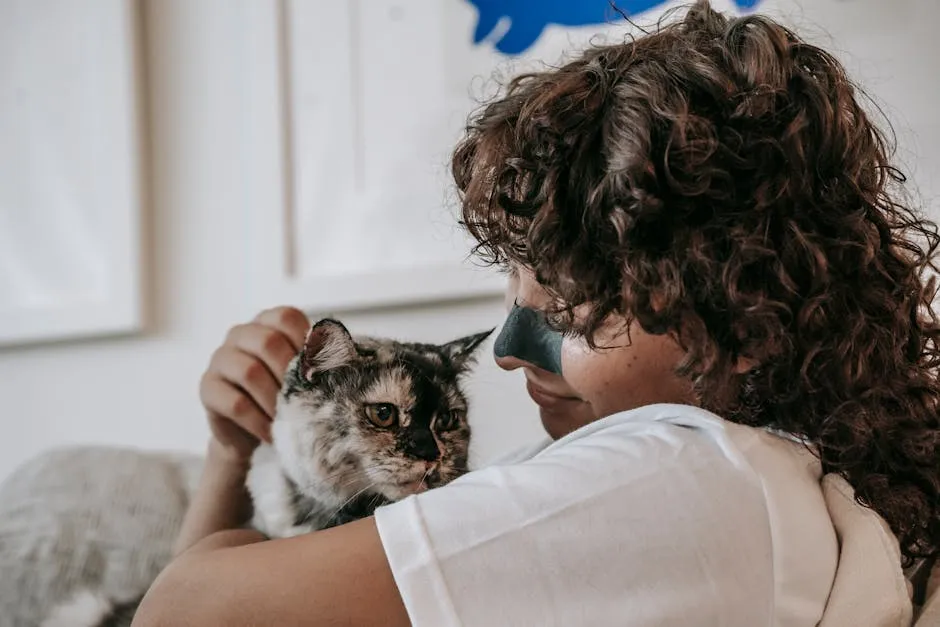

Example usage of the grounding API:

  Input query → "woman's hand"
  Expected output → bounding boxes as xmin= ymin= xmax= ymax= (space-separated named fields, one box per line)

xmin=199 ymin=306 xmax=310 ymax=462
xmin=175 ymin=307 xmax=310 ymax=555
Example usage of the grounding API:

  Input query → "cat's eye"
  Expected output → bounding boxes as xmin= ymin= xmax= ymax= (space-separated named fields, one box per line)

xmin=365 ymin=403 xmax=399 ymax=428
xmin=437 ymin=409 xmax=464 ymax=432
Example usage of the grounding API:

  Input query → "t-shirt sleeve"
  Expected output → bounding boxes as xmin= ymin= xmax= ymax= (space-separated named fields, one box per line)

xmin=374 ymin=416 xmax=776 ymax=626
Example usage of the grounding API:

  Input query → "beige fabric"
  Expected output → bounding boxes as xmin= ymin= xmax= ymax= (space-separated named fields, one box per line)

xmin=915 ymin=563 xmax=940 ymax=626
xmin=819 ymin=474 xmax=912 ymax=627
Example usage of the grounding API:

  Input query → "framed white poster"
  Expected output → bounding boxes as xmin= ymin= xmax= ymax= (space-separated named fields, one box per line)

xmin=249 ymin=0 xmax=937 ymax=313
xmin=258 ymin=0 xmax=661 ymax=312
xmin=0 ymin=0 xmax=144 ymax=346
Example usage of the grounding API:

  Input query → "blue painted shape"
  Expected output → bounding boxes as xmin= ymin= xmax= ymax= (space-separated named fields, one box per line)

xmin=464 ymin=0 xmax=764 ymax=55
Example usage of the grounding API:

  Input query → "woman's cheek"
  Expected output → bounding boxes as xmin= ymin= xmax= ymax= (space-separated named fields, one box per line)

xmin=560 ymin=340 xmax=605 ymax=400
xmin=560 ymin=334 xmax=652 ymax=417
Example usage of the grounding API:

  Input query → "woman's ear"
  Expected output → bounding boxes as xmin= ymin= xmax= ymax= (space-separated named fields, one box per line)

xmin=734 ymin=356 xmax=759 ymax=375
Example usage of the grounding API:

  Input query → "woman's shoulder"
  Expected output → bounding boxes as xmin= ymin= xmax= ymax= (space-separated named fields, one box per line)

xmin=445 ymin=404 xmax=834 ymax=536
xmin=539 ymin=403 xmax=841 ymax=624
xmin=499 ymin=403 xmax=822 ymax=495
xmin=523 ymin=403 xmax=833 ymax=504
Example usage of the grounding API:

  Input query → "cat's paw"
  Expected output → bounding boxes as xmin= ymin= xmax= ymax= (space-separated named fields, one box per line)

xmin=280 ymin=524 xmax=317 ymax=538
xmin=253 ymin=517 xmax=315 ymax=539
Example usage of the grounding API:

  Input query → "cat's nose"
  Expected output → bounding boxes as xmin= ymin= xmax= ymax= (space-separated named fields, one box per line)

xmin=403 ymin=430 xmax=440 ymax=461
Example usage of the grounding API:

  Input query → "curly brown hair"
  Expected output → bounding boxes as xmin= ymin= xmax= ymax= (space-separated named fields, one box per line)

xmin=452 ymin=1 xmax=940 ymax=562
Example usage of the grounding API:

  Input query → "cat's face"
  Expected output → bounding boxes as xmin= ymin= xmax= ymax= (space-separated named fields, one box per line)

xmin=272 ymin=319 xmax=492 ymax=503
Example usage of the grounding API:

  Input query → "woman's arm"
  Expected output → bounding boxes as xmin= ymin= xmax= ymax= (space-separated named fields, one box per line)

xmin=174 ymin=306 xmax=309 ymax=553
xmin=133 ymin=517 xmax=410 ymax=627
xmin=172 ymin=440 xmax=254 ymax=556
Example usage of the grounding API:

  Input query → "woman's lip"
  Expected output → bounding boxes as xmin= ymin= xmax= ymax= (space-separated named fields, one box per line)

xmin=525 ymin=379 xmax=582 ymax=408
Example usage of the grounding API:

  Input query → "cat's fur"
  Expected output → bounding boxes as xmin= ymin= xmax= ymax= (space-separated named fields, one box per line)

xmin=247 ymin=318 xmax=491 ymax=537
xmin=40 ymin=319 xmax=491 ymax=627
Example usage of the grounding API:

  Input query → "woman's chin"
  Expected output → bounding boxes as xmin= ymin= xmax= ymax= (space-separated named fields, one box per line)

xmin=539 ymin=405 xmax=595 ymax=439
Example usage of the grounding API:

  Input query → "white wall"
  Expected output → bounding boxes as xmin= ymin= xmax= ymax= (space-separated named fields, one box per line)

xmin=0 ymin=0 xmax=937 ymax=482
xmin=0 ymin=0 xmax=542 ymax=482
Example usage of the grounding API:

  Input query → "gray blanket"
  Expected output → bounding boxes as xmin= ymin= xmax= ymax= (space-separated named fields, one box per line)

xmin=0 ymin=446 xmax=202 ymax=627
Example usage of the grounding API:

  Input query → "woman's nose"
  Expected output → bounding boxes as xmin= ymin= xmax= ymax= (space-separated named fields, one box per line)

xmin=495 ymin=353 xmax=529 ymax=371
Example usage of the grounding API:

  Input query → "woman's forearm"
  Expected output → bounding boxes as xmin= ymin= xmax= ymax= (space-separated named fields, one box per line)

xmin=173 ymin=440 xmax=254 ymax=556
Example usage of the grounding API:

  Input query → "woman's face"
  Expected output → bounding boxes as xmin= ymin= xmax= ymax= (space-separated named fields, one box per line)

xmin=495 ymin=267 xmax=695 ymax=439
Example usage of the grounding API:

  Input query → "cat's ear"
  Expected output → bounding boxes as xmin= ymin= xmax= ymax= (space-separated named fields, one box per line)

xmin=299 ymin=318 xmax=357 ymax=379
xmin=442 ymin=328 xmax=495 ymax=370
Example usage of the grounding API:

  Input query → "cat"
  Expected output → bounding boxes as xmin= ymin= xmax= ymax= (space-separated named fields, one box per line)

xmin=247 ymin=317 xmax=492 ymax=537
xmin=39 ymin=318 xmax=492 ymax=627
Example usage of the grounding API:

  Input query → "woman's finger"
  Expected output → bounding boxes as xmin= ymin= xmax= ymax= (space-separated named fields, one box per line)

xmin=226 ymin=323 xmax=297 ymax=385
xmin=209 ymin=347 xmax=281 ymax=418
xmin=254 ymin=307 xmax=310 ymax=352
xmin=200 ymin=373 xmax=273 ymax=443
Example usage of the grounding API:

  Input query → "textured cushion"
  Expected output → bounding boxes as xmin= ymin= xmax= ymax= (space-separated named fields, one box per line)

xmin=0 ymin=446 xmax=202 ymax=627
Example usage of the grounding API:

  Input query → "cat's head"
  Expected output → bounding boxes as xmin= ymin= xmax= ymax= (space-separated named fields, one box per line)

xmin=273 ymin=318 xmax=492 ymax=503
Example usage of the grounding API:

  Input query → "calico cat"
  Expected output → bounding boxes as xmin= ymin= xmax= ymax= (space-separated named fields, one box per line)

xmin=247 ymin=317 xmax=492 ymax=537
xmin=40 ymin=318 xmax=491 ymax=627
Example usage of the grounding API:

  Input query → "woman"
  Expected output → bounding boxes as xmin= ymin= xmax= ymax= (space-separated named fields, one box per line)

xmin=134 ymin=2 xmax=940 ymax=625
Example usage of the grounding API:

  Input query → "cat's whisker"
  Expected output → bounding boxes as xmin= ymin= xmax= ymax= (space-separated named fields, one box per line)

xmin=332 ymin=475 xmax=378 ymax=492
xmin=318 ymin=468 xmax=372 ymax=484
xmin=317 ymin=464 xmax=395 ymax=486
xmin=367 ymin=493 xmax=385 ymax=511
xmin=329 ymin=482 xmax=381 ymax=519
xmin=332 ymin=470 xmax=399 ymax=494
xmin=420 ymin=465 xmax=434 ymax=484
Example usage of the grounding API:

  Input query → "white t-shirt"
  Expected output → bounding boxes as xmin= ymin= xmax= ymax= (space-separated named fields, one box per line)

xmin=375 ymin=403 xmax=842 ymax=626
